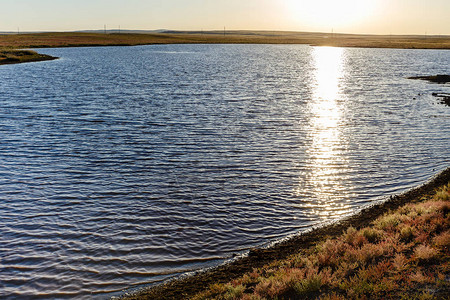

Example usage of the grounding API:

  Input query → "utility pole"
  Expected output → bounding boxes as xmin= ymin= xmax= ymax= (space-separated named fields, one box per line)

xmin=119 ymin=25 xmax=121 ymax=34
xmin=17 ymin=27 xmax=20 ymax=35
xmin=104 ymin=24 xmax=107 ymax=34
xmin=224 ymin=26 xmax=226 ymax=37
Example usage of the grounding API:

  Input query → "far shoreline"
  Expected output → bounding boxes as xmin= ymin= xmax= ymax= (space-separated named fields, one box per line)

xmin=1 ymin=31 xmax=450 ymax=49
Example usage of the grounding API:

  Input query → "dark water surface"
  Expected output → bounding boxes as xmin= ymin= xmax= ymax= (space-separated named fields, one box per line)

xmin=0 ymin=45 xmax=449 ymax=299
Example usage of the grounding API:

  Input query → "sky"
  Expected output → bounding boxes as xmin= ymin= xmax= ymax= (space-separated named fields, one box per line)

xmin=1 ymin=0 xmax=449 ymax=35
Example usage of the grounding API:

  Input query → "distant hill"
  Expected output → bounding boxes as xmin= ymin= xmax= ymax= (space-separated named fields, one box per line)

xmin=0 ymin=29 xmax=169 ymax=35
xmin=76 ymin=29 xmax=169 ymax=34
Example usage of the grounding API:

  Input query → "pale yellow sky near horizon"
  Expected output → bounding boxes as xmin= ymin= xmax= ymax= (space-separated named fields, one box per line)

xmin=1 ymin=0 xmax=449 ymax=35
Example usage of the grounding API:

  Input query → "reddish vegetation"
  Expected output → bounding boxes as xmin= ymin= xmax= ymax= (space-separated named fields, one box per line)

xmin=119 ymin=169 xmax=450 ymax=300
xmin=190 ymin=183 xmax=450 ymax=299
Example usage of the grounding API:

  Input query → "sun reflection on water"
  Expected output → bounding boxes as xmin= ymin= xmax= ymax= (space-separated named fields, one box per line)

xmin=311 ymin=47 xmax=343 ymax=164
xmin=295 ymin=47 xmax=354 ymax=221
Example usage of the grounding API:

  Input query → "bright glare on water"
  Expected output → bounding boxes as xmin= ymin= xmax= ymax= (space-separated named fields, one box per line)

xmin=0 ymin=44 xmax=449 ymax=299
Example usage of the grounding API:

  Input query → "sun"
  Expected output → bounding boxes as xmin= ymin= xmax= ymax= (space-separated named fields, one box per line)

xmin=287 ymin=0 xmax=378 ymax=30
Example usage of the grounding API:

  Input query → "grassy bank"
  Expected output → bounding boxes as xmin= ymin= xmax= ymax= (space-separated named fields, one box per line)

xmin=1 ymin=31 xmax=449 ymax=49
xmin=0 ymin=49 xmax=57 ymax=65
xmin=193 ymin=184 xmax=450 ymax=299
xmin=120 ymin=168 xmax=450 ymax=299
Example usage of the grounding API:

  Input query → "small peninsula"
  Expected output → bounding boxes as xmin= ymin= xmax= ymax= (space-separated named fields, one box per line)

xmin=0 ymin=49 xmax=57 ymax=65
xmin=408 ymin=75 xmax=450 ymax=84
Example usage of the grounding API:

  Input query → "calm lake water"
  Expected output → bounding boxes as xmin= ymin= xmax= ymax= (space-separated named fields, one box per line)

xmin=0 ymin=44 xmax=449 ymax=299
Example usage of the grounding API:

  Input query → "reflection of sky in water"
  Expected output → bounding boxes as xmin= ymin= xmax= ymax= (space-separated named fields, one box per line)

xmin=296 ymin=47 xmax=354 ymax=220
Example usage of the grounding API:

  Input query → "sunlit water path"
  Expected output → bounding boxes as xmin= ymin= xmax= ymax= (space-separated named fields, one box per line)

xmin=0 ymin=45 xmax=449 ymax=298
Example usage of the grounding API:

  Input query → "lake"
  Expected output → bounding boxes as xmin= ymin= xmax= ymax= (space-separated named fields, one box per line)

xmin=0 ymin=44 xmax=449 ymax=299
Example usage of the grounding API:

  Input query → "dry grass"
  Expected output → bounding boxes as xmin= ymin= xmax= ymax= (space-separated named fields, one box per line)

xmin=191 ymin=183 xmax=450 ymax=299
xmin=0 ymin=31 xmax=449 ymax=49
xmin=0 ymin=49 xmax=57 ymax=65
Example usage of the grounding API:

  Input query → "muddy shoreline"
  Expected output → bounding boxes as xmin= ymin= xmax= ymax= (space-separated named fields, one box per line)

xmin=118 ymin=167 xmax=450 ymax=299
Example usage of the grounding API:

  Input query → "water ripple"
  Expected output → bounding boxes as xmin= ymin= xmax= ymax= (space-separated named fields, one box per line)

xmin=0 ymin=44 xmax=449 ymax=299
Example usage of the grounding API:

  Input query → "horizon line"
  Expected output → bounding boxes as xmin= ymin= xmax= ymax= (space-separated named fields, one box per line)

xmin=2 ymin=29 xmax=450 ymax=38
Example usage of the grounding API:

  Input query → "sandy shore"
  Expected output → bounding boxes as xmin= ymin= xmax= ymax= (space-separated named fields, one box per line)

xmin=117 ymin=167 xmax=450 ymax=299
